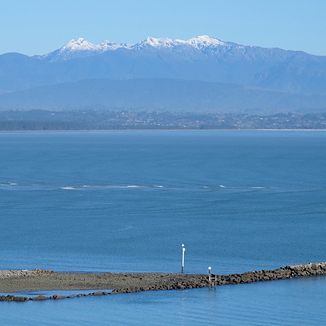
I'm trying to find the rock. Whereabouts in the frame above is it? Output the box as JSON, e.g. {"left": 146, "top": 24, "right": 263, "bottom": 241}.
{"left": 52, "top": 295, "right": 67, "bottom": 300}
{"left": 240, "top": 273, "right": 253, "bottom": 283}
{"left": 31, "top": 295, "right": 49, "bottom": 301}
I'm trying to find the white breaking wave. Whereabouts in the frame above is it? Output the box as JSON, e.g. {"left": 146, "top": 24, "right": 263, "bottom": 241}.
{"left": 0, "top": 182, "right": 273, "bottom": 193}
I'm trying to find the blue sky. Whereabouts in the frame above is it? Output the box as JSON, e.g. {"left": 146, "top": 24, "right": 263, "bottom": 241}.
{"left": 1, "top": 0, "right": 325, "bottom": 56}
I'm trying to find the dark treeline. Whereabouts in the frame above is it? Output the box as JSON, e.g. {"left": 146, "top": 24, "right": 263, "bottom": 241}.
{"left": 0, "top": 110, "right": 325, "bottom": 131}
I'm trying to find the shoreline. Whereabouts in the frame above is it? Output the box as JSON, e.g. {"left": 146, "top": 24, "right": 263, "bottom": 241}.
{"left": 0, "top": 128, "right": 325, "bottom": 134}
{"left": 1, "top": 262, "right": 326, "bottom": 302}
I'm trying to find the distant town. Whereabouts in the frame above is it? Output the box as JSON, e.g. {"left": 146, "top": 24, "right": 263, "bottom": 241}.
{"left": 0, "top": 110, "right": 325, "bottom": 131}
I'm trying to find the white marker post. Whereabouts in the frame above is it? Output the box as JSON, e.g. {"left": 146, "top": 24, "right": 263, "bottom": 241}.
{"left": 181, "top": 244, "right": 186, "bottom": 273}
{"left": 208, "top": 266, "right": 212, "bottom": 283}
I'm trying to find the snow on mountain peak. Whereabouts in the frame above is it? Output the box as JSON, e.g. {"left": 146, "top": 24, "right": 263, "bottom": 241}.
{"left": 42, "top": 35, "right": 232, "bottom": 61}
{"left": 187, "top": 35, "right": 227, "bottom": 48}
{"left": 136, "top": 35, "right": 228, "bottom": 50}
{"left": 60, "top": 38, "right": 131, "bottom": 54}
{"left": 61, "top": 38, "right": 100, "bottom": 52}
{"left": 138, "top": 37, "right": 187, "bottom": 48}
{"left": 101, "top": 40, "right": 131, "bottom": 51}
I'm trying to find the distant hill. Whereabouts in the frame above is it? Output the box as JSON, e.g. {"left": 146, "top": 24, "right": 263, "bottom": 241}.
{"left": 249, "top": 52, "right": 326, "bottom": 95}
{"left": 0, "top": 79, "right": 325, "bottom": 113}
{"left": 0, "top": 36, "right": 326, "bottom": 113}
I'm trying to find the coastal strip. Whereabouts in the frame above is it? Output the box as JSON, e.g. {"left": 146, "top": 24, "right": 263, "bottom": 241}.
{"left": 1, "top": 262, "right": 326, "bottom": 302}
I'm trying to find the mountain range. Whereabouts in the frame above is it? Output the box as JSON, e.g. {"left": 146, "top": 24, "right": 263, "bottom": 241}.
{"left": 0, "top": 35, "right": 326, "bottom": 113}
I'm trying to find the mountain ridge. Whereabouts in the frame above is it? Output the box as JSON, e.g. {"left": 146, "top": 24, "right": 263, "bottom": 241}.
{"left": 0, "top": 36, "right": 305, "bottom": 91}
{"left": 36, "top": 36, "right": 236, "bottom": 62}
{"left": 0, "top": 36, "right": 326, "bottom": 113}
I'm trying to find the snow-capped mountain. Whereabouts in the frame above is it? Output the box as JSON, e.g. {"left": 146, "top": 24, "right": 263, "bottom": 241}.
{"left": 37, "top": 37, "right": 131, "bottom": 61}
{"left": 29, "top": 35, "right": 308, "bottom": 91}
{"left": 0, "top": 35, "right": 326, "bottom": 109}
{"left": 38, "top": 36, "right": 238, "bottom": 62}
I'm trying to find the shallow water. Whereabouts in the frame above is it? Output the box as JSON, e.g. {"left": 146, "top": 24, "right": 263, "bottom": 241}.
{"left": 0, "top": 131, "right": 325, "bottom": 325}
{"left": 2, "top": 277, "right": 326, "bottom": 326}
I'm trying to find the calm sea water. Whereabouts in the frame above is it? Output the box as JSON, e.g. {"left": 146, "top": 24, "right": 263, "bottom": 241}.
{"left": 0, "top": 131, "right": 325, "bottom": 325}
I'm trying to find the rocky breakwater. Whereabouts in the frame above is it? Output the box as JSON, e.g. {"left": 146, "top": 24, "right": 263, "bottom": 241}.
{"left": 1, "top": 263, "right": 326, "bottom": 301}
{"left": 111, "top": 262, "right": 326, "bottom": 294}
{"left": 0, "top": 291, "right": 112, "bottom": 302}
{"left": 213, "top": 262, "right": 326, "bottom": 286}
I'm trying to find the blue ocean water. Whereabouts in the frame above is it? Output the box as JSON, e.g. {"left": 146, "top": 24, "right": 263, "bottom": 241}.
{"left": 0, "top": 130, "right": 325, "bottom": 325}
